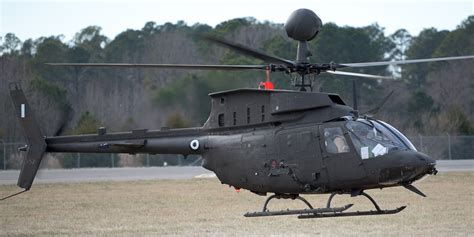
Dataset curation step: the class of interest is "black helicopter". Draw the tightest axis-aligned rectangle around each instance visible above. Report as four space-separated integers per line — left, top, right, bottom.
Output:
4 9 474 219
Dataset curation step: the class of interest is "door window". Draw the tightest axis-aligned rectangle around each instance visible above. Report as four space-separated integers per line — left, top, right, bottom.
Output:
323 127 349 154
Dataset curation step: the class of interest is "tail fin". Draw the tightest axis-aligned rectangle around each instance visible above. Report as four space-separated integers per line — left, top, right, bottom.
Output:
9 82 47 190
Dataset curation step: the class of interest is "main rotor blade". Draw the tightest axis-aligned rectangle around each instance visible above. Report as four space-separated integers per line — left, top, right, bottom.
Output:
338 55 474 68
46 63 268 70
363 90 395 116
325 70 393 80
201 34 296 67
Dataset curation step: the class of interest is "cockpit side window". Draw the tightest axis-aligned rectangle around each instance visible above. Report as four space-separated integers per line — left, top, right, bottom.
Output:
324 127 350 154
345 119 409 159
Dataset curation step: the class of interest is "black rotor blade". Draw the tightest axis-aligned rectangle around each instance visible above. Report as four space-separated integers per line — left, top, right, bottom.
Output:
46 63 268 70
363 90 395 116
201 34 296 67
337 55 474 68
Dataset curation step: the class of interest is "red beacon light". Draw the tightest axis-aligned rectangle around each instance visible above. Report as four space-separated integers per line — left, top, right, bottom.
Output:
258 81 274 90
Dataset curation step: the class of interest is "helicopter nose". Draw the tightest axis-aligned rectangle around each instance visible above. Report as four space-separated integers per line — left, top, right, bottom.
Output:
414 152 438 177
379 150 437 185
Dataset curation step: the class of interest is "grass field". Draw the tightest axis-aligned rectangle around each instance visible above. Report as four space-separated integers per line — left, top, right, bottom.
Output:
1 172 473 236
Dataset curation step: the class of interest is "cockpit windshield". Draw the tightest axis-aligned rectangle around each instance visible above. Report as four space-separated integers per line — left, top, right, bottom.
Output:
345 118 414 159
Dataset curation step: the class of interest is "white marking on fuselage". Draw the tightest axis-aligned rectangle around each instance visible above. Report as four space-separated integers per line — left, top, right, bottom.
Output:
21 104 25 118
190 139 200 150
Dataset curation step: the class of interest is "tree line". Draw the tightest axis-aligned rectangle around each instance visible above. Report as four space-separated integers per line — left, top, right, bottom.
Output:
0 16 472 167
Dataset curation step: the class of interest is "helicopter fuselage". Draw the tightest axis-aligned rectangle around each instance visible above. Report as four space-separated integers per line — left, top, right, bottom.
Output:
42 88 436 196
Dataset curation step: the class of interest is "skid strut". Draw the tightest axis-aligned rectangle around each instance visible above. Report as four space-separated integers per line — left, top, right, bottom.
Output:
299 191 406 219
263 194 313 211
244 192 406 218
244 194 353 217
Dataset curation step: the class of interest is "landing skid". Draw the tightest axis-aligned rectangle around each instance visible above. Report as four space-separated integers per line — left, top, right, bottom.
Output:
244 204 354 217
298 206 406 219
244 192 406 218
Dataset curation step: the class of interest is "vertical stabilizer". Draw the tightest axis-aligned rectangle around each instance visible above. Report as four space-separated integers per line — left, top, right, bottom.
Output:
9 83 46 190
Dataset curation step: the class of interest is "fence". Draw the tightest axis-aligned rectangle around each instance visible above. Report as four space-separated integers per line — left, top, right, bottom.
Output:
408 135 473 160
0 135 473 170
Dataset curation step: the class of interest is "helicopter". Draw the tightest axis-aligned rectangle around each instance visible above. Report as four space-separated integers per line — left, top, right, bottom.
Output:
3 8 474 219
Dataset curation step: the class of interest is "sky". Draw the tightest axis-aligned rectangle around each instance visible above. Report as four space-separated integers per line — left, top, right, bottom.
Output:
1 0 473 43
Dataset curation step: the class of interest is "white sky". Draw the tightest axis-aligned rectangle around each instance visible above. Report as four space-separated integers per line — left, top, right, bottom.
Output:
1 0 473 42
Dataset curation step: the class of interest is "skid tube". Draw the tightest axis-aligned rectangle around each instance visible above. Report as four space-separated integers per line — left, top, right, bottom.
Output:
244 192 406 218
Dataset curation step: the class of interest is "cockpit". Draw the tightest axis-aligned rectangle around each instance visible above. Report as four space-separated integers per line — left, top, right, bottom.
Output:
323 118 417 159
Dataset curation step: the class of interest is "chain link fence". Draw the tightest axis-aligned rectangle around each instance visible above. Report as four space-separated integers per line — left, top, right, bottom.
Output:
408 135 473 160
0 135 472 170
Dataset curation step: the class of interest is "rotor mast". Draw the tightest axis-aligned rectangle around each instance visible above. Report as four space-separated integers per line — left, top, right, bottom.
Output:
296 41 311 64
295 40 313 91
285 9 322 91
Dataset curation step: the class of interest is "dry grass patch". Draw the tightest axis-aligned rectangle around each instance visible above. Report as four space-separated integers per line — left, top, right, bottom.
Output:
0 172 473 236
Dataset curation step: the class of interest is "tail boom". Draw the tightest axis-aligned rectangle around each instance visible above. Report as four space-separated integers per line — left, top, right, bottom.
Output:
45 128 206 155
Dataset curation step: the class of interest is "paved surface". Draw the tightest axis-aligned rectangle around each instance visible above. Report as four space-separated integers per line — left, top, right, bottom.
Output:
0 167 214 185
0 160 472 185
436 160 474 172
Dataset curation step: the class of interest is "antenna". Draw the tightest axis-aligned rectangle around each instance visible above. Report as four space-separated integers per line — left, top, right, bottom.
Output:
352 79 359 118
258 66 274 90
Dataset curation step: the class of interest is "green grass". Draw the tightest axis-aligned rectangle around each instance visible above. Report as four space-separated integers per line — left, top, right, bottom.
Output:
1 172 473 236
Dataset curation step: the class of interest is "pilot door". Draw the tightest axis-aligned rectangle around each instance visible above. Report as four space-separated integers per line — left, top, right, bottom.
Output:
319 123 367 186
